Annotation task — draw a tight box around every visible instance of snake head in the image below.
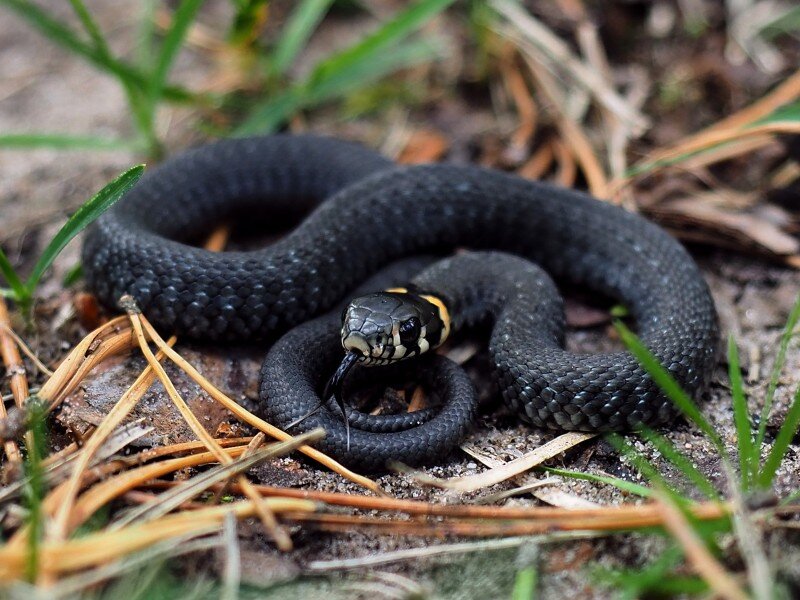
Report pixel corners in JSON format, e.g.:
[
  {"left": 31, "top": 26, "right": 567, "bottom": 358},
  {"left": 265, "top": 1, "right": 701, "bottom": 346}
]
[
  {"left": 339, "top": 289, "right": 450, "bottom": 365},
  {"left": 322, "top": 288, "right": 452, "bottom": 449}
]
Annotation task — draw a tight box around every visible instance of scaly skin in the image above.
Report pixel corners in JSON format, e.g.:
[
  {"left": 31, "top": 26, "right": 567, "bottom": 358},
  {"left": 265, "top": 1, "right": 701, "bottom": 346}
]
[{"left": 83, "top": 135, "right": 719, "bottom": 471}]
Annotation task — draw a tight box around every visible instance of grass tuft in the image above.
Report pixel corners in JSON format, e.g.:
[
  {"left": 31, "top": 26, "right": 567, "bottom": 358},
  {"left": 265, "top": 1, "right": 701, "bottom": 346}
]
[
  {"left": 23, "top": 397, "right": 47, "bottom": 582},
  {"left": 234, "top": 0, "right": 454, "bottom": 135},
  {"left": 615, "top": 321, "right": 726, "bottom": 457},
  {"left": 0, "top": 165, "right": 144, "bottom": 318}
]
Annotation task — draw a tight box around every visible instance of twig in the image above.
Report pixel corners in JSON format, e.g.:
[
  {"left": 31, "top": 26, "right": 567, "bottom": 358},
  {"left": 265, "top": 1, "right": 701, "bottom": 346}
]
[{"left": 0, "top": 298, "right": 27, "bottom": 462}]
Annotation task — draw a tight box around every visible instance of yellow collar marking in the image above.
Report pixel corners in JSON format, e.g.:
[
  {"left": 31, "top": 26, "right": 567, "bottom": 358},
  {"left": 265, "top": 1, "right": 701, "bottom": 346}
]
[{"left": 421, "top": 294, "right": 450, "bottom": 342}]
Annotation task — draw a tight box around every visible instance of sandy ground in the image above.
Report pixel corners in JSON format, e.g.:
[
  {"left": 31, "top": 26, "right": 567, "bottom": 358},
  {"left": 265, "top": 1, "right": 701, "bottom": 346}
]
[{"left": 1, "top": 2, "right": 799, "bottom": 598}]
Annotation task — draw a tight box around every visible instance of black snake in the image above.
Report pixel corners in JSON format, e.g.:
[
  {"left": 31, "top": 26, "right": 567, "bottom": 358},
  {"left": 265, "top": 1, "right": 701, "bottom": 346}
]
[{"left": 82, "top": 135, "right": 719, "bottom": 471}]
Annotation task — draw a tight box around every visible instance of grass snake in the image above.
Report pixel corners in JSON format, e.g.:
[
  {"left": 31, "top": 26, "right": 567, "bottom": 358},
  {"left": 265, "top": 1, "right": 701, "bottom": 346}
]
[{"left": 82, "top": 135, "right": 719, "bottom": 471}]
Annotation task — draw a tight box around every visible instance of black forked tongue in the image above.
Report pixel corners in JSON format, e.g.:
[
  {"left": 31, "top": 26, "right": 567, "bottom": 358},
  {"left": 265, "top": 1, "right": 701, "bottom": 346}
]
[
  {"left": 322, "top": 349, "right": 361, "bottom": 451},
  {"left": 286, "top": 350, "right": 361, "bottom": 451}
]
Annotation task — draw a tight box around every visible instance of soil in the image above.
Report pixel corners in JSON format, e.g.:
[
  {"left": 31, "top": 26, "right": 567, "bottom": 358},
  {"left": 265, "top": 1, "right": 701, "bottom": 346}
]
[{"left": 1, "top": 1, "right": 799, "bottom": 598}]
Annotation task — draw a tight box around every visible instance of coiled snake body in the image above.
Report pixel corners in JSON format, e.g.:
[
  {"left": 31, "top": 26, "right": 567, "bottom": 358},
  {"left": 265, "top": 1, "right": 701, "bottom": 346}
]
[{"left": 83, "top": 135, "right": 719, "bottom": 471}]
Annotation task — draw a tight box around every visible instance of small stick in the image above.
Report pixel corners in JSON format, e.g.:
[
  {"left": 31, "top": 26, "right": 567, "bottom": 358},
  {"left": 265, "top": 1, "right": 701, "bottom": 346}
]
[{"left": 0, "top": 298, "right": 27, "bottom": 462}]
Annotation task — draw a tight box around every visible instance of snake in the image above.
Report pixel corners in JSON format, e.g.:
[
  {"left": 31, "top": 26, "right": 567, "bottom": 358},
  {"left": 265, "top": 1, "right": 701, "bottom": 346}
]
[{"left": 82, "top": 135, "right": 719, "bottom": 471}]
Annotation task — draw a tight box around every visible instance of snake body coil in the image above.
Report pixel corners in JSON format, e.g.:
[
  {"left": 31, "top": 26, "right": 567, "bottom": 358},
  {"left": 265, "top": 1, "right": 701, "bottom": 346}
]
[{"left": 83, "top": 135, "right": 719, "bottom": 470}]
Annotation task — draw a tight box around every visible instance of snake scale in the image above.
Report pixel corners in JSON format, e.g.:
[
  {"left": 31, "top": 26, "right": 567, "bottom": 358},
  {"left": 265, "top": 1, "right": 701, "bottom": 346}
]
[{"left": 82, "top": 135, "right": 719, "bottom": 471}]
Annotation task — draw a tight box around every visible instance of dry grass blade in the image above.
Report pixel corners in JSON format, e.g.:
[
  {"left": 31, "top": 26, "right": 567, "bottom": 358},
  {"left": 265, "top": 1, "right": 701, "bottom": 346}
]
[
  {"left": 518, "top": 141, "right": 554, "bottom": 179},
  {"left": 126, "top": 436, "right": 254, "bottom": 464},
  {"left": 281, "top": 501, "right": 727, "bottom": 537},
  {"left": 36, "top": 315, "right": 133, "bottom": 410},
  {"left": 0, "top": 322, "right": 53, "bottom": 376},
  {"left": 125, "top": 307, "right": 294, "bottom": 551},
  {"left": 647, "top": 196, "right": 798, "bottom": 257},
  {"left": 491, "top": 0, "right": 649, "bottom": 132},
  {"left": 633, "top": 122, "right": 800, "bottom": 177},
  {"left": 47, "top": 334, "right": 177, "bottom": 544},
  {"left": 221, "top": 512, "right": 240, "bottom": 600},
  {"left": 519, "top": 55, "right": 608, "bottom": 197},
  {"left": 0, "top": 498, "right": 316, "bottom": 579},
  {"left": 0, "top": 297, "right": 28, "bottom": 462},
  {"left": 214, "top": 432, "right": 266, "bottom": 503},
  {"left": 307, "top": 532, "right": 596, "bottom": 571},
  {"left": 137, "top": 315, "right": 382, "bottom": 494},
  {"left": 669, "top": 68, "right": 800, "bottom": 146},
  {"left": 611, "top": 69, "right": 800, "bottom": 190},
  {"left": 474, "top": 477, "right": 561, "bottom": 504},
  {"left": 402, "top": 432, "right": 596, "bottom": 491},
  {"left": 150, "top": 479, "right": 728, "bottom": 522},
  {"left": 500, "top": 53, "right": 538, "bottom": 162},
  {"left": 0, "top": 420, "right": 153, "bottom": 504},
  {"left": 46, "top": 534, "right": 222, "bottom": 599},
  {"left": 655, "top": 489, "right": 748, "bottom": 600},
  {"left": 110, "top": 429, "right": 324, "bottom": 530},
  {"left": 307, "top": 533, "right": 580, "bottom": 573}
]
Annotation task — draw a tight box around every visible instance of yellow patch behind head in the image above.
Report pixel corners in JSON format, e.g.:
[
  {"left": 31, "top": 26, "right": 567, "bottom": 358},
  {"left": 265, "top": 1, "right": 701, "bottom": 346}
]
[{"left": 421, "top": 294, "right": 450, "bottom": 342}]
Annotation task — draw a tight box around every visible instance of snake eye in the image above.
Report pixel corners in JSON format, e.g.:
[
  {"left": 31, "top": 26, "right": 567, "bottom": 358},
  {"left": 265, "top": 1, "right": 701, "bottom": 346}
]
[{"left": 399, "top": 317, "right": 421, "bottom": 345}]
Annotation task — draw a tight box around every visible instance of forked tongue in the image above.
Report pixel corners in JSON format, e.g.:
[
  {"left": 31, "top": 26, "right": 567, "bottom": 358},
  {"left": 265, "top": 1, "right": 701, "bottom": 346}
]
[{"left": 322, "top": 349, "right": 361, "bottom": 450}]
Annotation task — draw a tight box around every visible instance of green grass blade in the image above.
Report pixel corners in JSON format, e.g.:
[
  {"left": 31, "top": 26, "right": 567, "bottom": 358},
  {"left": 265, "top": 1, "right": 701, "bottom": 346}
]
[
  {"left": 1, "top": 0, "right": 138, "bottom": 87},
  {"left": 758, "top": 384, "right": 800, "bottom": 488},
  {"left": 304, "top": 38, "right": 442, "bottom": 104},
  {"left": 727, "top": 335, "right": 756, "bottom": 489},
  {"left": 234, "top": 88, "right": 305, "bottom": 136},
  {"left": 511, "top": 565, "right": 538, "bottom": 600},
  {"left": 68, "top": 0, "right": 113, "bottom": 57},
  {"left": 0, "top": 133, "right": 136, "bottom": 151},
  {"left": 269, "top": 0, "right": 333, "bottom": 79},
  {"left": 0, "top": 247, "right": 27, "bottom": 301},
  {"left": 615, "top": 321, "right": 727, "bottom": 458},
  {"left": 228, "top": 0, "right": 268, "bottom": 45},
  {"left": 759, "top": 6, "right": 800, "bottom": 40},
  {"left": 780, "top": 486, "right": 800, "bottom": 505},
  {"left": 236, "top": 38, "right": 440, "bottom": 135},
  {"left": 639, "top": 429, "right": 719, "bottom": 500},
  {"left": 135, "top": 0, "right": 157, "bottom": 69},
  {"left": 0, "top": 0, "right": 197, "bottom": 105},
  {"left": 62, "top": 264, "right": 84, "bottom": 288},
  {"left": 754, "top": 293, "right": 800, "bottom": 457},
  {"left": 25, "top": 165, "right": 145, "bottom": 293},
  {"left": 606, "top": 434, "right": 679, "bottom": 497},
  {"left": 308, "top": 0, "right": 454, "bottom": 84},
  {"left": 754, "top": 100, "right": 800, "bottom": 125},
  {"left": 148, "top": 0, "right": 204, "bottom": 106},
  {"left": 23, "top": 398, "right": 48, "bottom": 582},
  {"left": 539, "top": 466, "right": 653, "bottom": 498}
]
